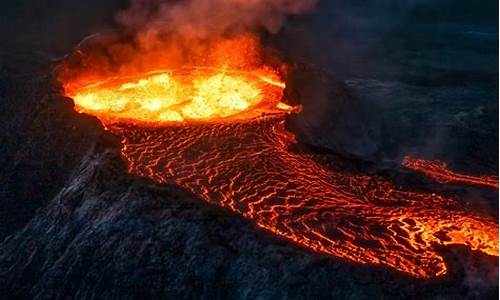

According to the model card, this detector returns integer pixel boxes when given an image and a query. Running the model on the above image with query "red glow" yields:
[59,33,498,279]
[104,116,498,279]
[402,156,499,189]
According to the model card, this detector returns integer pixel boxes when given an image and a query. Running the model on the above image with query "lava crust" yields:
[108,114,498,279]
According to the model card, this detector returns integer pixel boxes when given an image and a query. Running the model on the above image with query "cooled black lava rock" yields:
[285,63,379,159]
[0,66,105,240]
[0,133,497,300]
[0,54,497,300]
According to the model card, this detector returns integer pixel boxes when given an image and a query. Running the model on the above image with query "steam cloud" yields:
[116,0,318,38]
[59,0,318,94]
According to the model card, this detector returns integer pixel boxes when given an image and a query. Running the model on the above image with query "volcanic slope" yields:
[109,115,498,279]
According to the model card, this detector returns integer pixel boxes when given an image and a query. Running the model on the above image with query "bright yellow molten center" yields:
[68,69,288,124]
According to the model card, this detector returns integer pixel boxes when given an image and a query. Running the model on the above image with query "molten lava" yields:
[106,118,498,279]
[59,34,498,279]
[402,156,499,189]
[65,67,291,124]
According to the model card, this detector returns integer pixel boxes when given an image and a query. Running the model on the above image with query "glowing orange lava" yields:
[65,67,291,124]
[59,34,498,279]
[402,156,499,189]
[105,117,498,279]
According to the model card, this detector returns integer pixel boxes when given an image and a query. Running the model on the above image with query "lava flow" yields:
[402,156,499,189]
[59,35,498,279]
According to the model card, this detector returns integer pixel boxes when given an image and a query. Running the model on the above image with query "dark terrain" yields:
[0,1,498,299]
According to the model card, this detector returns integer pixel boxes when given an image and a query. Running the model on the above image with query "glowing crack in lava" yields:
[61,50,498,279]
[402,156,499,189]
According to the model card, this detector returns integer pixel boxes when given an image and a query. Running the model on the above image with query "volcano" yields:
[58,43,499,278]
[1,1,499,299]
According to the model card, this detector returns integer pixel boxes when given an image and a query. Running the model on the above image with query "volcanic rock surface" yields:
[1,1,499,297]
[0,53,498,299]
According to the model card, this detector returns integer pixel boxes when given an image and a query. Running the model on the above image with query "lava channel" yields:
[64,68,498,279]
[402,156,499,189]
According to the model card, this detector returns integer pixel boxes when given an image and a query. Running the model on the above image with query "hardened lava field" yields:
[61,65,499,279]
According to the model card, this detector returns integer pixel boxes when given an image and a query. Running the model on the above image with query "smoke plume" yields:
[116,0,318,38]
[59,0,318,90]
